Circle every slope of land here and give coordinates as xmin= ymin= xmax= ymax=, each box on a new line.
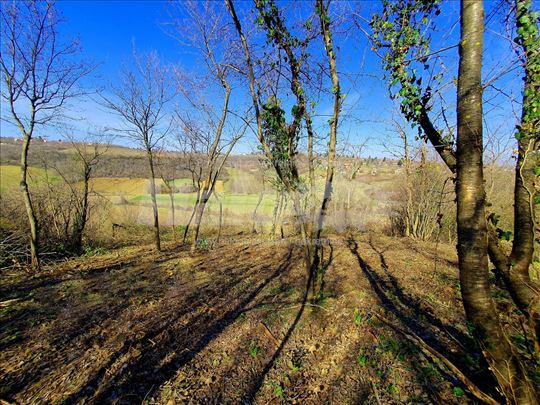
xmin=0 ymin=233 xmax=505 ymax=404
xmin=1 ymin=137 xmax=404 ymax=235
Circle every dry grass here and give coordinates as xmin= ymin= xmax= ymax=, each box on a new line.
xmin=89 ymin=177 xmax=149 ymax=195
xmin=0 ymin=232 xmax=517 ymax=404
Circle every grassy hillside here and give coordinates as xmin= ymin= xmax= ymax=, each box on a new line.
xmin=0 ymin=137 xmax=199 ymax=180
xmin=0 ymin=165 xmax=61 ymax=192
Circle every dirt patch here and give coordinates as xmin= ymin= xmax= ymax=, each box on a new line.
xmin=0 ymin=233 xmax=520 ymax=404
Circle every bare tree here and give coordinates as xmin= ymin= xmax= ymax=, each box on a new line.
xmin=101 ymin=50 xmax=174 ymax=252
xmin=44 ymin=132 xmax=109 ymax=254
xmin=310 ymin=0 xmax=342 ymax=297
xmin=169 ymin=0 xmax=243 ymax=251
xmin=339 ymin=139 xmax=369 ymax=182
xmin=64 ymin=133 xmax=108 ymax=254
xmin=0 ymin=0 xmax=91 ymax=270
xmin=332 ymin=138 xmax=368 ymax=230
xmin=172 ymin=120 xmax=207 ymax=244
xmin=388 ymin=118 xmax=415 ymax=238
xmin=157 ymin=162 xmax=179 ymax=243
xmin=174 ymin=111 xmax=244 ymax=249
xmin=386 ymin=118 xmax=453 ymax=241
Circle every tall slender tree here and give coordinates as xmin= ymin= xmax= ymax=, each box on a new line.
xmin=508 ymin=0 xmax=540 ymax=353
xmin=168 ymin=0 xmax=244 ymax=251
xmin=102 ymin=51 xmax=174 ymax=252
xmin=311 ymin=0 xmax=342 ymax=296
xmin=0 ymin=0 xmax=90 ymax=270
xmin=371 ymin=0 xmax=539 ymax=401
xmin=457 ymin=2 xmax=535 ymax=402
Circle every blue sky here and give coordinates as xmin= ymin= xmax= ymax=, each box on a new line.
xmin=0 ymin=0 xmax=529 ymax=160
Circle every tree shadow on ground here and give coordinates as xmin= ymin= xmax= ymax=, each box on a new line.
xmin=59 ymin=247 xmax=296 ymax=404
xmin=0 ymin=245 xmax=184 ymax=341
xmin=366 ymin=237 xmax=473 ymax=349
xmin=0 ymin=243 xmax=295 ymax=403
xmin=0 ymin=259 xmax=171 ymax=397
xmin=346 ymin=236 xmax=498 ymax=401
xmin=240 ymin=241 xmax=335 ymax=402
xmin=405 ymin=241 xmax=459 ymax=268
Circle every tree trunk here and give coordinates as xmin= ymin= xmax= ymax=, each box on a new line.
xmin=271 ymin=191 xmax=281 ymax=237
xmin=306 ymin=111 xmax=316 ymax=231
xmin=311 ymin=0 xmax=341 ymax=300
xmin=346 ymin=187 xmax=352 ymax=228
xmin=252 ymin=190 xmax=264 ymax=234
xmin=456 ymin=2 xmax=536 ymax=403
xmin=71 ymin=166 xmax=91 ymax=255
xmin=20 ymin=133 xmax=40 ymax=270
xmin=146 ymin=149 xmax=161 ymax=252
xmin=291 ymin=191 xmax=312 ymax=272
xmin=508 ymin=0 xmax=540 ymax=353
xmin=190 ymin=189 xmax=209 ymax=252
xmin=214 ymin=191 xmax=223 ymax=245
xmin=168 ymin=187 xmax=176 ymax=242
xmin=279 ymin=195 xmax=288 ymax=239
xmin=403 ymin=133 xmax=413 ymax=238
xmin=183 ymin=188 xmax=200 ymax=244
xmin=511 ymin=134 xmax=540 ymax=351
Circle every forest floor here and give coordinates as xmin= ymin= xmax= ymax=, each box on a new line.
xmin=0 ymin=232 xmax=516 ymax=404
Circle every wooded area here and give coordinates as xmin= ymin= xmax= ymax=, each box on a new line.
xmin=0 ymin=0 xmax=538 ymax=403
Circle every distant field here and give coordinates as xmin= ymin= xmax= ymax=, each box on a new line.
xmin=131 ymin=192 xmax=276 ymax=217
xmin=0 ymin=165 xmax=61 ymax=192
xmin=0 ymin=164 xmax=272 ymax=224
xmin=1 ymin=160 xmax=398 ymax=230
xmin=0 ymin=171 xmax=219 ymax=196
xmin=90 ymin=177 xmax=149 ymax=195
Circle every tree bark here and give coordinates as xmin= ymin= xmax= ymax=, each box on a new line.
xmin=311 ymin=0 xmax=341 ymax=299
xmin=271 ymin=191 xmax=283 ymax=238
xmin=418 ymin=107 xmax=457 ymax=172
xmin=183 ymin=185 xmax=201 ymax=244
xmin=146 ymin=148 xmax=161 ymax=252
xmin=401 ymin=125 xmax=413 ymax=238
xmin=20 ymin=132 xmax=40 ymax=270
xmin=169 ymin=190 xmax=176 ymax=242
xmin=306 ymin=111 xmax=316 ymax=230
xmin=511 ymin=134 xmax=540 ymax=350
xmin=252 ymin=190 xmax=264 ymax=234
xmin=190 ymin=190 xmax=209 ymax=252
xmin=456 ymin=2 xmax=536 ymax=403
xmin=214 ymin=191 xmax=223 ymax=245
xmin=71 ymin=165 xmax=91 ymax=255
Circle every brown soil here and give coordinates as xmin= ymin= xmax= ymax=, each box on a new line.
xmin=0 ymin=233 xmax=506 ymax=404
